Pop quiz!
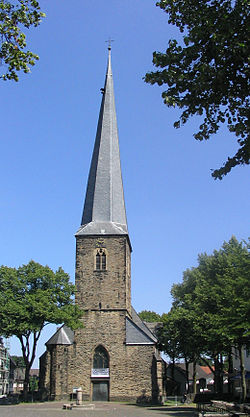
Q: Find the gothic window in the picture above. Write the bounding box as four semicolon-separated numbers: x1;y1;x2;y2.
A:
101;252;106;270
96;252;101;270
95;249;107;271
93;345;109;369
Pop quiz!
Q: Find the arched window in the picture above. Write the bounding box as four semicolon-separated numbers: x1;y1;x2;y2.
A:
93;345;109;369
95;249;107;271
96;252;101;270
101;252;106;270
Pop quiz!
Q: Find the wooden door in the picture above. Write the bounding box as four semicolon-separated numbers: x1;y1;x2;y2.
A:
92;381;109;401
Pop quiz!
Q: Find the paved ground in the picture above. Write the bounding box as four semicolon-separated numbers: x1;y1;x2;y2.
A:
0;401;197;417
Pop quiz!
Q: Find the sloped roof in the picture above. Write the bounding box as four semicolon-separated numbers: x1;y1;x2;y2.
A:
126;307;157;344
143;321;162;337
172;363;214;380
131;307;157;342
45;325;74;346
45;309;157;347
200;365;214;375
76;47;128;238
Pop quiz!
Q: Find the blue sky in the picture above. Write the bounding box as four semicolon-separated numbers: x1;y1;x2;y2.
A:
1;0;249;367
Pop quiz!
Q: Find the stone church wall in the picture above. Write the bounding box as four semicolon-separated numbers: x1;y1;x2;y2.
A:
75;236;131;316
42;313;162;401
46;342;159;401
110;344;157;401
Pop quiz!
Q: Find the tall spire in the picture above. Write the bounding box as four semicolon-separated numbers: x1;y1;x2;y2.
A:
76;48;128;237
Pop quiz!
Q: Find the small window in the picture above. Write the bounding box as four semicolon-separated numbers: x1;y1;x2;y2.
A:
95;249;107;271
101;252;106;269
96;252;101;270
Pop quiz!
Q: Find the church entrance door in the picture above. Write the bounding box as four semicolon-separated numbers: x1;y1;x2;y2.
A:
92;381;109;401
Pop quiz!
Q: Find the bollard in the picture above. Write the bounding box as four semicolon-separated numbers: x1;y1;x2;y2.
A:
76;387;83;405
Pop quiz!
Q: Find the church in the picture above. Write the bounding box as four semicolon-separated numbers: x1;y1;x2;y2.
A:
39;47;164;402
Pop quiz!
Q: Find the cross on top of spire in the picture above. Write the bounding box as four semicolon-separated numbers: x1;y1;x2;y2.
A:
105;37;114;50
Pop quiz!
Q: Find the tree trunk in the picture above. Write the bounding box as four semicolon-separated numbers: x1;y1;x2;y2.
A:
193;360;197;395
228;348;234;395
23;364;31;401
171;356;176;395
219;354;224;394
184;358;189;393
199;356;214;374
239;344;246;403
213;355;223;394
19;332;40;402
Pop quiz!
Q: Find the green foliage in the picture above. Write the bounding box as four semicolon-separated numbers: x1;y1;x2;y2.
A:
29;375;38;391
11;355;25;367
172;237;250;352
158;310;182;361
0;0;45;81
0;260;83;337
144;0;250;179
168;236;250;397
138;310;162;322
160;307;202;362
195;237;250;349
0;260;83;397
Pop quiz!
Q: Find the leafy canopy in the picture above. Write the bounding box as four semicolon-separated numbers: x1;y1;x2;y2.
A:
172;237;250;351
170;236;250;397
138;310;162;322
144;0;250;179
11;355;25;368
0;260;82;396
0;0;45;81
0;260;82;338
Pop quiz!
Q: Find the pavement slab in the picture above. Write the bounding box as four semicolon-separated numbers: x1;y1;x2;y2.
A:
0;401;197;417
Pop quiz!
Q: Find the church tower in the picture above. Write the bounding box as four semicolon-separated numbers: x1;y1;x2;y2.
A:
75;46;132;318
40;48;164;403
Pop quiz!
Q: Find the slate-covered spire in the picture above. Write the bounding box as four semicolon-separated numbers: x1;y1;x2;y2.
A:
76;48;128;237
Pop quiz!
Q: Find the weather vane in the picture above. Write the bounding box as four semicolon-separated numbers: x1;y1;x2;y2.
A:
105;37;114;50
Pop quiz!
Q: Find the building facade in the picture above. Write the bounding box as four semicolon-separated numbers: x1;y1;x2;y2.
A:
232;347;250;398
40;48;164;402
0;337;10;395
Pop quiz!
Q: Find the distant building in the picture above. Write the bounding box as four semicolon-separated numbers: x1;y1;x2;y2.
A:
9;357;39;394
11;366;25;394
166;363;217;395
0;337;10;395
232;347;250;397
29;369;39;392
39;48;165;402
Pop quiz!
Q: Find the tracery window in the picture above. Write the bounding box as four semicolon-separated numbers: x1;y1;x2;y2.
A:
93;345;109;369
95;249;107;271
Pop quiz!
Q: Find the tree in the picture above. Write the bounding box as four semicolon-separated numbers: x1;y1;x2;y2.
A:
171;237;250;399
0;260;83;400
0;0;45;81
159;308;202;393
200;237;250;401
144;0;250;179
157;311;182;393
138;310;162;322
